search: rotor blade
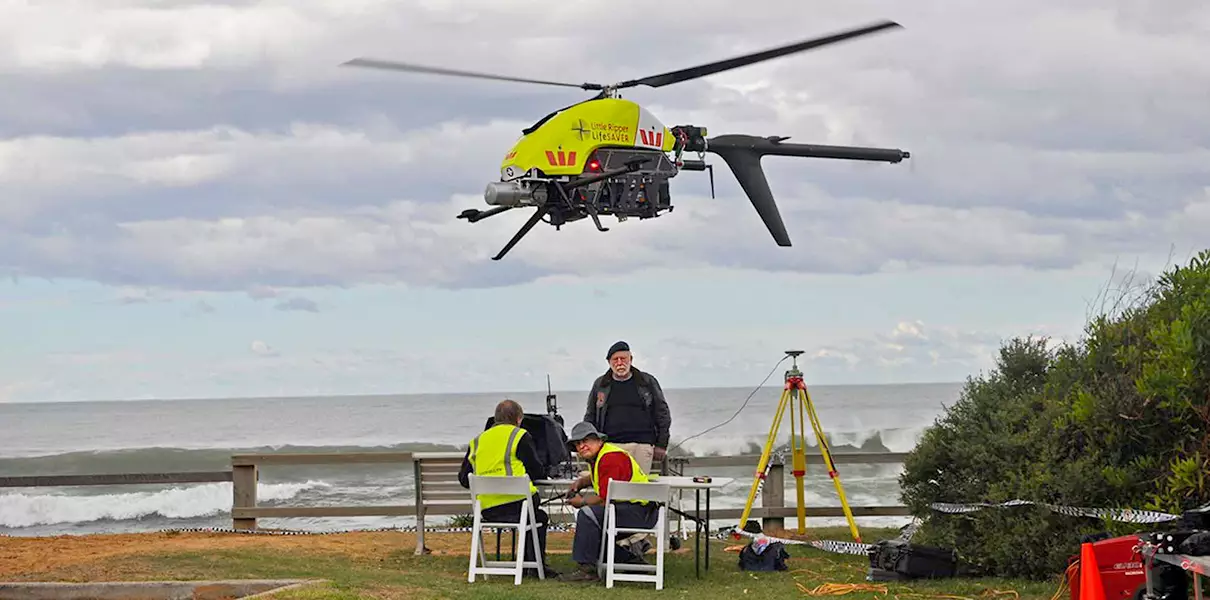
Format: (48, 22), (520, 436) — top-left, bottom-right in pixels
(342, 58), (604, 91)
(616, 20), (901, 90)
(492, 207), (549, 261)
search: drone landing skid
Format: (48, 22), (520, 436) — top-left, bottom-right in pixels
(457, 206), (512, 223)
(456, 205), (545, 261)
(492, 207), (548, 261)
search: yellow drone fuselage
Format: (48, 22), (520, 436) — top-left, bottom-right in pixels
(498, 97), (682, 180)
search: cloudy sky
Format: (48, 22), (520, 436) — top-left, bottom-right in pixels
(2, 0), (1207, 403)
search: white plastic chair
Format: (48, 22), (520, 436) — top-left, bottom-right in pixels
(466, 475), (545, 585)
(597, 480), (671, 589)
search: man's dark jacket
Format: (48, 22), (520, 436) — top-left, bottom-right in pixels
(583, 366), (672, 449)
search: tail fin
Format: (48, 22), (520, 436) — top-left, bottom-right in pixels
(705, 134), (910, 247)
(709, 143), (791, 246)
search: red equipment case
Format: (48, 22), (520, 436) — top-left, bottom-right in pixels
(1067, 534), (1147, 600)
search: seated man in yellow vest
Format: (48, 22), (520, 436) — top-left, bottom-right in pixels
(558, 421), (661, 583)
(458, 399), (557, 578)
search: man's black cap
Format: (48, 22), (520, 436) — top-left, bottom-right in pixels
(607, 340), (629, 360)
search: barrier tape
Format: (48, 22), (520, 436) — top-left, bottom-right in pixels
(0, 524), (576, 538)
(149, 523), (577, 536)
(928, 500), (1181, 524)
(720, 516), (923, 557)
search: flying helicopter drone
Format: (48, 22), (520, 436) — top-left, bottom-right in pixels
(343, 20), (912, 260)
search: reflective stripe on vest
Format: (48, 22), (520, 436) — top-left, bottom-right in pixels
(468, 424), (538, 510)
(591, 442), (650, 504)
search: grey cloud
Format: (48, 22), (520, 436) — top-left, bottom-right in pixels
(249, 340), (277, 357)
(0, 67), (576, 139)
(808, 321), (1007, 373)
(246, 286), (280, 299)
(191, 300), (217, 314)
(661, 337), (730, 352)
(0, 0), (1207, 291)
(275, 297), (319, 312)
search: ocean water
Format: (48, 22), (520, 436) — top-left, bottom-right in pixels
(0, 381), (963, 537)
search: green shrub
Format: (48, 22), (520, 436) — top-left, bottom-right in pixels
(899, 249), (1210, 580)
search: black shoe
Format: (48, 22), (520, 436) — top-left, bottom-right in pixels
(635, 538), (653, 555)
(559, 564), (600, 582)
(524, 566), (560, 578)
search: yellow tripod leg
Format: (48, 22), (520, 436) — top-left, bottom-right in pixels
(789, 385), (807, 534)
(736, 386), (791, 532)
(802, 384), (862, 543)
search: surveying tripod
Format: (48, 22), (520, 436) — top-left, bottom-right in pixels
(735, 350), (862, 542)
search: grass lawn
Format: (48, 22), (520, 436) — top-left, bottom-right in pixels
(1, 525), (1068, 599)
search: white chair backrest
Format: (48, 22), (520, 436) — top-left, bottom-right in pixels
(608, 481), (671, 504)
(468, 475), (531, 496)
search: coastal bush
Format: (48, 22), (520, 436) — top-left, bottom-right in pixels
(899, 249), (1210, 580)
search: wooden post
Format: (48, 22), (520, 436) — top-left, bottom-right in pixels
(232, 464), (258, 531)
(762, 459), (785, 532)
(413, 458), (427, 555)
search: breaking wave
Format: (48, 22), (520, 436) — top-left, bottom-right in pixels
(0, 481), (327, 528)
(670, 427), (922, 457)
(0, 427), (919, 475)
(0, 429), (920, 534)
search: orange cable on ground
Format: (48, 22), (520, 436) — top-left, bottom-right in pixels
(799, 582), (890, 596)
(979, 590), (1020, 599)
(1051, 561), (1079, 600)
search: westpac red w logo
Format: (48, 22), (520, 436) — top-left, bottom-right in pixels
(638, 129), (663, 147)
(545, 150), (577, 166)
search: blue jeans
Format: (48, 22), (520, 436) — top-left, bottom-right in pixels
(571, 502), (659, 566)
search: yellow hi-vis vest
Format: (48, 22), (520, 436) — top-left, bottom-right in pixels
(468, 423), (539, 510)
(590, 442), (650, 504)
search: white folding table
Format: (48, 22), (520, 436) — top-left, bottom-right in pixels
(536, 474), (734, 578)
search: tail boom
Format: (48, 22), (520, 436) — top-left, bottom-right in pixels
(703, 134), (910, 246)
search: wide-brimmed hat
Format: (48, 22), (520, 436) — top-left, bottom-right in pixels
(566, 421), (607, 446)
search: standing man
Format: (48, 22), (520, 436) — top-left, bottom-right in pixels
(584, 340), (672, 474)
(458, 399), (558, 578)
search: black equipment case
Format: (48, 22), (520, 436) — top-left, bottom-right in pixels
(481, 413), (572, 479)
(867, 539), (958, 580)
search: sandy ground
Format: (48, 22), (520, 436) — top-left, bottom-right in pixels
(0, 529), (590, 580)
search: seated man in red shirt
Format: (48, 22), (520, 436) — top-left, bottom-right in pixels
(559, 422), (661, 582)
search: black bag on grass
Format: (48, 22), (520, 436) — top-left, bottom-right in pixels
(867, 539), (957, 579)
(738, 539), (790, 571)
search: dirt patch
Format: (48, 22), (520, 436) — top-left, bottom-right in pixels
(350, 584), (446, 600)
(0, 530), (585, 580)
(0, 580), (316, 600)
